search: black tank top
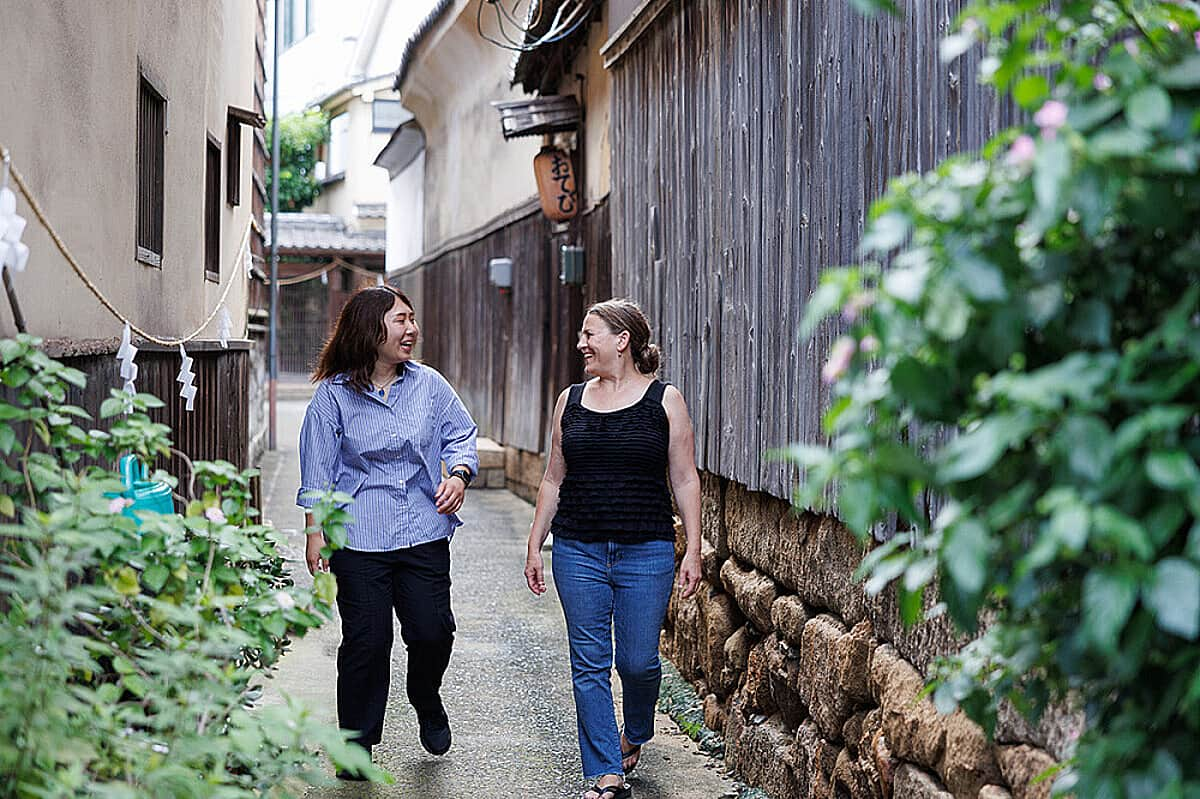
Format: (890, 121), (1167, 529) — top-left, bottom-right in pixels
(550, 379), (676, 543)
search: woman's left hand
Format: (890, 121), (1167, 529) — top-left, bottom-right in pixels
(677, 549), (702, 598)
(435, 476), (466, 515)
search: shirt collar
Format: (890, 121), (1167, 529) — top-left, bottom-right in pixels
(331, 361), (415, 385)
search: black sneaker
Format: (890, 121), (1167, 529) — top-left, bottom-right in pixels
(418, 707), (451, 756)
(336, 744), (372, 781)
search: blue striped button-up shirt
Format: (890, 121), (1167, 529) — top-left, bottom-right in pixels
(297, 362), (479, 551)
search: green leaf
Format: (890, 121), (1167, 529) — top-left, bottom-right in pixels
(1144, 558), (1200, 640)
(114, 566), (141, 596)
(1013, 75), (1050, 109)
(1146, 451), (1200, 491)
(943, 517), (991, 596)
(262, 611), (287, 638)
(937, 414), (1034, 483)
(1048, 502), (1090, 553)
(1161, 55), (1200, 89)
(100, 396), (128, 419)
(838, 476), (877, 536)
(0, 424), (15, 455)
(0, 339), (22, 363)
(142, 564), (170, 593)
(313, 571), (338, 606)
(1068, 96), (1123, 132)
(1126, 86), (1172, 131)
(1093, 506), (1153, 560)
(860, 212), (910, 254)
(1058, 415), (1114, 483)
(924, 284), (972, 341)
(1034, 137), (1071, 216)
(1082, 569), (1138, 655)
(1091, 125), (1154, 159)
(0, 494), (13, 518)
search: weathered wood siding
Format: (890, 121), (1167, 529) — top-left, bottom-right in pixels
(610, 0), (1019, 498)
(406, 201), (610, 453)
(2, 346), (255, 499)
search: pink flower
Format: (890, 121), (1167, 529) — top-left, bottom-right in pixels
(109, 496), (133, 514)
(1093, 72), (1112, 92)
(1124, 39), (1140, 57)
(1006, 134), (1037, 166)
(204, 506), (227, 524)
(1195, 30), (1200, 50)
(1033, 101), (1068, 139)
(822, 337), (857, 384)
(842, 291), (876, 323)
(860, 335), (880, 354)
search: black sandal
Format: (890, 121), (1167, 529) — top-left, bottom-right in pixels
(585, 784), (632, 799)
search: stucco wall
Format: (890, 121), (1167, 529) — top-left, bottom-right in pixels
(0, 0), (256, 345)
(399, 5), (542, 253)
(308, 79), (395, 224)
(385, 151), (425, 272)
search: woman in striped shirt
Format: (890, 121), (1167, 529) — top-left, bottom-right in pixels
(298, 285), (478, 778)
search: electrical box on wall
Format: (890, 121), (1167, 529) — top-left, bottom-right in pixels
(488, 257), (513, 293)
(560, 245), (584, 286)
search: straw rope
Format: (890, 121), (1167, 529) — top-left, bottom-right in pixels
(1, 143), (254, 346)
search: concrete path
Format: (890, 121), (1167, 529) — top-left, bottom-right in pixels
(258, 399), (738, 798)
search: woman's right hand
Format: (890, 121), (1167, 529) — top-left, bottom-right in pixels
(306, 532), (328, 576)
(525, 547), (546, 595)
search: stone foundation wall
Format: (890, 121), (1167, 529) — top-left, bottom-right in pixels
(504, 446), (545, 504)
(662, 473), (1074, 799)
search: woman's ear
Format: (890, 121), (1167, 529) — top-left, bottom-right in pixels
(617, 330), (630, 352)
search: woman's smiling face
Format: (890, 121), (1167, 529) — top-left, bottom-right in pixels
(377, 296), (419, 364)
(577, 312), (627, 375)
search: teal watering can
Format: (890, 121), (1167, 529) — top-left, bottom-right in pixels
(108, 454), (175, 524)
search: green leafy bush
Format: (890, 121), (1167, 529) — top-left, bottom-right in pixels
(0, 335), (380, 796)
(795, 3), (1200, 795)
(265, 109), (329, 212)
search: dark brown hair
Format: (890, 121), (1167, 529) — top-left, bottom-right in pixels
(586, 298), (660, 375)
(312, 285), (414, 391)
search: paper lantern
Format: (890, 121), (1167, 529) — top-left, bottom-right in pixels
(533, 146), (578, 222)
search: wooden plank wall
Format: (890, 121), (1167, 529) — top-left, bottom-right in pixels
(17, 348), (255, 494)
(409, 201), (609, 453)
(610, 0), (1019, 499)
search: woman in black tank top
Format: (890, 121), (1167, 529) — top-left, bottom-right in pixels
(525, 299), (702, 799)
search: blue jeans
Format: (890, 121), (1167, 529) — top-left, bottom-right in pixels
(552, 536), (676, 779)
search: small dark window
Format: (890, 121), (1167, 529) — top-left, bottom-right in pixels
(204, 135), (221, 281)
(372, 100), (404, 132)
(136, 74), (166, 267)
(226, 114), (241, 206)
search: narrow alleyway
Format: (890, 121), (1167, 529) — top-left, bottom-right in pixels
(259, 396), (738, 798)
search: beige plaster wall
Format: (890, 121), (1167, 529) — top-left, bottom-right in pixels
(309, 78), (396, 226)
(0, 0), (257, 345)
(400, 3), (542, 253)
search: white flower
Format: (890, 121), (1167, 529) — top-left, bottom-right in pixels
(109, 496), (132, 514)
(204, 506), (226, 524)
(274, 591), (296, 610)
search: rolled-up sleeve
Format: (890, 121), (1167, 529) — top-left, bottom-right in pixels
(437, 382), (478, 475)
(297, 383), (343, 508)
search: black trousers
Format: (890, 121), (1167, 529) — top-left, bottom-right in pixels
(329, 538), (456, 747)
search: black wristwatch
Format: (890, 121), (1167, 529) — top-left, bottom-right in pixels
(449, 467), (473, 487)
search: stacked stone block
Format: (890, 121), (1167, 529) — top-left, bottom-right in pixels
(659, 472), (1069, 799)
